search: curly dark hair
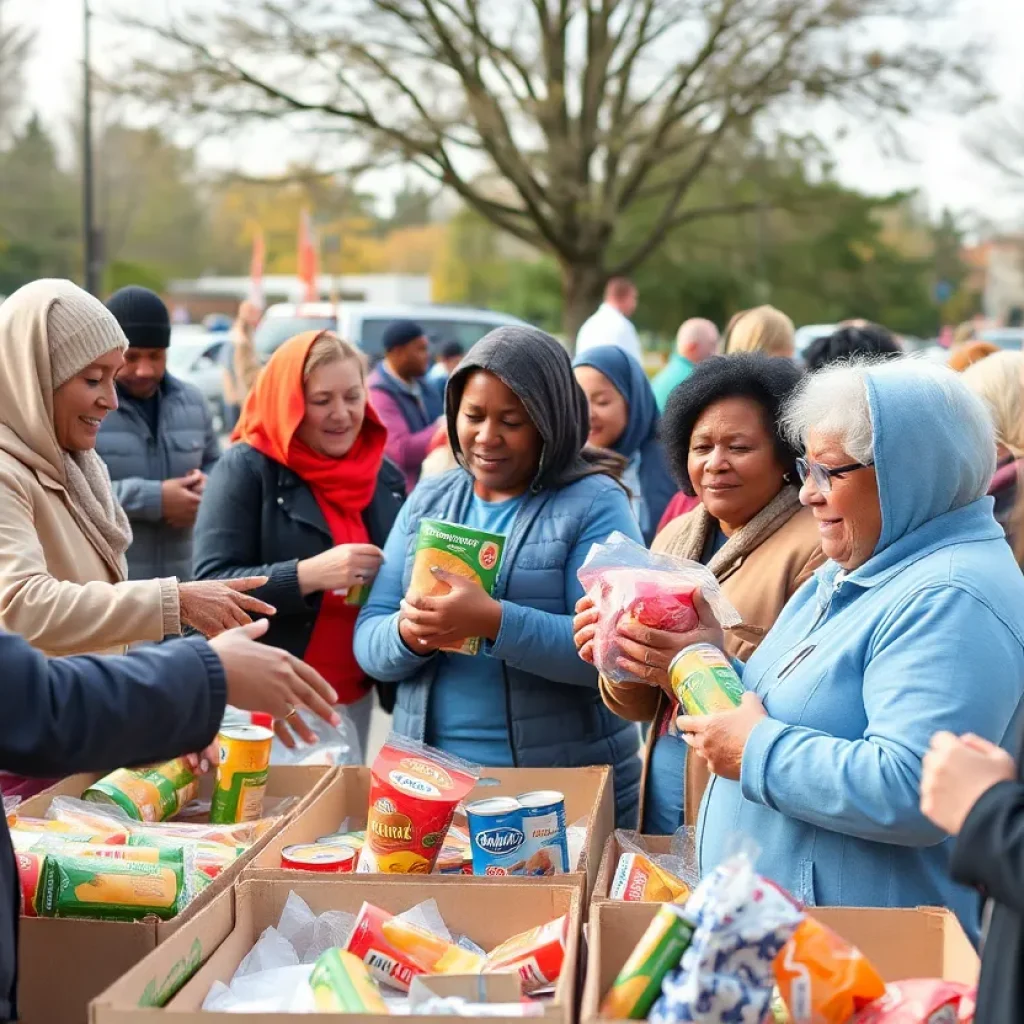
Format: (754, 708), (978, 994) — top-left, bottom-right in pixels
(662, 353), (805, 496)
(803, 323), (901, 372)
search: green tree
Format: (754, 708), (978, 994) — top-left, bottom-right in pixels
(123, 0), (981, 341)
(0, 0), (33, 143)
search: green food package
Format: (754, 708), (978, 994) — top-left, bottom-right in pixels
(408, 519), (506, 655)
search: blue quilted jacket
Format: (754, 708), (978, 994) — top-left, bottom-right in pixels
(354, 468), (643, 825)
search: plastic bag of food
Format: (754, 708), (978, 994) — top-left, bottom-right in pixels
(3, 796), (19, 826)
(610, 828), (698, 903)
(577, 532), (741, 684)
(357, 734), (480, 874)
(850, 980), (976, 1023)
(649, 850), (804, 1024)
(775, 917), (886, 1022)
(309, 949), (389, 1013)
(380, 912), (484, 975)
(483, 914), (568, 994)
(11, 813), (129, 844)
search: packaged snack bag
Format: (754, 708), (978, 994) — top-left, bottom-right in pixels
(358, 734), (480, 874)
(609, 828), (699, 903)
(775, 917), (886, 1022)
(578, 532), (741, 684)
(483, 915), (567, 994)
(407, 519), (505, 654)
(345, 901), (425, 992)
(649, 851), (803, 1024)
(310, 949), (389, 1013)
(850, 980), (976, 1023)
(380, 914), (484, 975)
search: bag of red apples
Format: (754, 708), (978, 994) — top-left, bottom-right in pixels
(577, 532), (742, 684)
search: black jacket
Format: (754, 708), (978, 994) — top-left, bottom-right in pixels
(192, 443), (406, 708)
(1, 633), (226, 1022)
(951, 731), (1024, 1024)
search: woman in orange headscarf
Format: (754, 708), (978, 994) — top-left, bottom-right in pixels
(193, 331), (406, 754)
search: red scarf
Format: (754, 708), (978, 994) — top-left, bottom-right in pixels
(233, 331), (387, 704)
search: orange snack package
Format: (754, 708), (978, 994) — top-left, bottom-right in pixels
(380, 914), (484, 975)
(345, 901), (426, 992)
(611, 851), (692, 903)
(775, 917), (886, 1023)
(358, 734), (480, 874)
(483, 914), (568, 994)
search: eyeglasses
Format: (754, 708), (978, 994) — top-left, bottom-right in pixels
(795, 457), (874, 495)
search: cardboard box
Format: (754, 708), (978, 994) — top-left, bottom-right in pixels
(591, 832), (675, 903)
(16, 765), (333, 1024)
(244, 764), (614, 898)
(580, 901), (979, 1022)
(91, 876), (583, 1023)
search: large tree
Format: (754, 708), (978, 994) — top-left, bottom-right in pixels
(0, 0), (33, 143)
(124, 0), (980, 337)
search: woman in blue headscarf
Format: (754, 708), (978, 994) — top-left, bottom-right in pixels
(573, 346), (675, 544)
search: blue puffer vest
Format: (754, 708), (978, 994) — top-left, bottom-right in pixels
(393, 470), (642, 825)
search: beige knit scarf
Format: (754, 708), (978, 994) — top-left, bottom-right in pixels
(63, 450), (133, 577)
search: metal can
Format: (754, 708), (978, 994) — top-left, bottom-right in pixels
(668, 642), (744, 716)
(281, 843), (356, 873)
(310, 948), (388, 1013)
(210, 725), (273, 824)
(516, 790), (568, 874)
(83, 759), (199, 822)
(466, 796), (525, 875)
(600, 902), (696, 1019)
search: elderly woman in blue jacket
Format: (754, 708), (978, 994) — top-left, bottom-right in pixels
(622, 359), (1024, 937)
(355, 327), (643, 824)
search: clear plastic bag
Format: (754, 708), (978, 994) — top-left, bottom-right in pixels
(221, 705), (363, 767)
(610, 826), (699, 902)
(577, 532), (741, 684)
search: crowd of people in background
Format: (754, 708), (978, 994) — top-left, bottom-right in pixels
(0, 274), (1023, 1020)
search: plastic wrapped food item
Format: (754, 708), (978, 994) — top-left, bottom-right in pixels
(83, 759), (200, 822)
(610, 828), (698, 903)
(3, 796), (18, 826)
(578, 532), (741, 684)
(649, 851), (803, 1024)
(18, 846), (192, 920)
(775, 917), (885, 1022)
(127, 834), (243, 879)
(434, 824), (473, 874)
(482, 914), (567, 994)
(345, 902), (426, 992)
(358, 734), (480, 874)
(601, 903), (696, 1019)
(309, 948), (389, 1013)
(380, 913), (484, 975)
(11, 815), (128, 844)
(850, 980), (976, 1023)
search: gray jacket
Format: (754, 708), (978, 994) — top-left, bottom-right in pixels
(96, 373), (220, 581)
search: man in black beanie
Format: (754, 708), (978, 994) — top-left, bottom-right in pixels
(95, 286), (220, 581)
(367, 319), (444, 490)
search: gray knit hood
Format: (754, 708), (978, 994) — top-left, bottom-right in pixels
(446, 326), (621, 492)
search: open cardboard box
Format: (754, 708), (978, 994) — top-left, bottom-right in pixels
(243, 764), (614, 899)
(91, 876), (583, 1023)
(591, 832), (675, 904)
(16, 765), (334, 1024)
(580, 900), (980, 1023)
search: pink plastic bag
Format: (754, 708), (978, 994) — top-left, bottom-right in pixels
(578, 532), (741, 684)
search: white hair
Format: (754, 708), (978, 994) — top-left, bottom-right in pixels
(782, 356), (996, 505)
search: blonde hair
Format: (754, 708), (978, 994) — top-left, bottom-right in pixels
(725, 305), (795, 357)
(962, 350), (1024, 459)
(303, 332), (366, 381)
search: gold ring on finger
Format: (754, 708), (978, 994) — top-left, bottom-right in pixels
(284, 705), (298, 720)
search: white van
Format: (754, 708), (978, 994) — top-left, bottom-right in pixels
(252, 301), (531, 365)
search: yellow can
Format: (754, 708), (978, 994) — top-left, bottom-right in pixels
(83, 759), (199, 822)
(668, 643), (745, 716)
(210, 725), (273, 823)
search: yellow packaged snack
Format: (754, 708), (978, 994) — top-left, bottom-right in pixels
(611, 851), (692, 902)
(380, 915), (484, 975)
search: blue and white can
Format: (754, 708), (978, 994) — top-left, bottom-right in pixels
(465, 790), (569, 876)
(517, 790), (568, 875)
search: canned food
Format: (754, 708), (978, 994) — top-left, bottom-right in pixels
(668, 642), (744, 716)
(210, 725), (273, 824)
(466, 792), (568, 876)
(600, 902), (696, 1019)
(83, 759), (199, 822)
(310, 948), (388, 1013)
(281, 843), (356, 873)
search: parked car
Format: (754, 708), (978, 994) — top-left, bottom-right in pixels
(167, 327), (227, 430)
(252, 301), (532, 365)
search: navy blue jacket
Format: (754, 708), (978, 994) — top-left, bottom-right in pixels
(0, 633), (226, 1021)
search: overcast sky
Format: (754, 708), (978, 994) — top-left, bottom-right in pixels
(10, 0), (1024, 225)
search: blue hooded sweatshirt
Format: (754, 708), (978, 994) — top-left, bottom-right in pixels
(573, 346), (676, 544)
(698, 362), (1024, 940)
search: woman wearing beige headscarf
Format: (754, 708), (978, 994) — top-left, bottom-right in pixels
(0, 280), (274, 665)
(723, 305), (795, 359)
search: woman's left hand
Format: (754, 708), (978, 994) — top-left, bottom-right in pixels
(920, 731), (1016, 836)
(400, 568), (503, 649)
(677, 693), (768, 781)
(183, 743), (219, 776)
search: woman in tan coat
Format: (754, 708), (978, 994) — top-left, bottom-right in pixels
(0, 281), (276, 793)
(574, 354), (823, 832)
